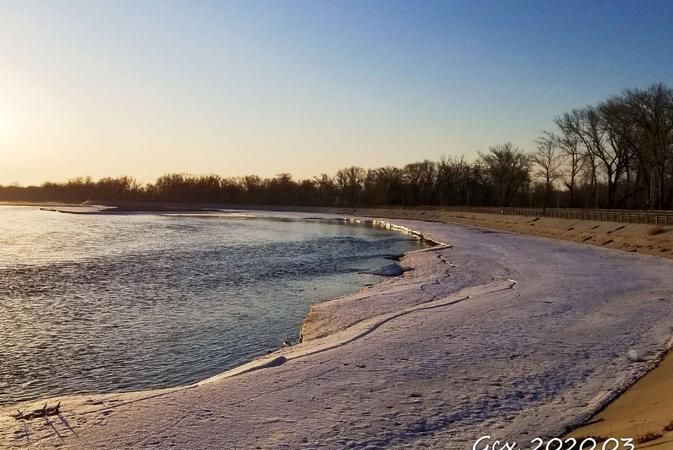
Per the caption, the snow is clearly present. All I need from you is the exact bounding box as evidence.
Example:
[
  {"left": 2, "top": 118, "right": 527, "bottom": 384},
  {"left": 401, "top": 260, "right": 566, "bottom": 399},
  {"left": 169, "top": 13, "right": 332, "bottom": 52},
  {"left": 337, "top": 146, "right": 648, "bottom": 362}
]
[{"left": 3, "top": 211, "right": 673, "bottom": 449}]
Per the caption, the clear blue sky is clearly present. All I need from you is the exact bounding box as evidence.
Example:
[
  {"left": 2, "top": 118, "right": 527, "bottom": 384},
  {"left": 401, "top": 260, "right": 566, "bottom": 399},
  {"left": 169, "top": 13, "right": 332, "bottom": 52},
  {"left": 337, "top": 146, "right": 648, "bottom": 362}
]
[{"left": 1, "top": 0, "right": 672, "bottom": 185}]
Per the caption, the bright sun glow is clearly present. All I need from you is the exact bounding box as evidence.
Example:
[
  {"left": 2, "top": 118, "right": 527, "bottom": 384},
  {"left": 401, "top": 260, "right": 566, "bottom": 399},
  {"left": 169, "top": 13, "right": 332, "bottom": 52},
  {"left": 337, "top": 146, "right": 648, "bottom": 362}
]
[
  {"left": 0, "top": 95, "right": 13, "bottom": 142},
  {"left": 0, "top": 83, "right": 26, "bottom": 145}
]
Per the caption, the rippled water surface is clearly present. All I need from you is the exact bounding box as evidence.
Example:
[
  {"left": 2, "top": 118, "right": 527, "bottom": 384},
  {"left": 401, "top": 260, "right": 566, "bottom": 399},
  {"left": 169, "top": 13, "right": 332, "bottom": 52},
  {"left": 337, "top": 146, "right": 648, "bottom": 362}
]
[{"left": 0, "top": 206, "right": 424, "bottom": 405}]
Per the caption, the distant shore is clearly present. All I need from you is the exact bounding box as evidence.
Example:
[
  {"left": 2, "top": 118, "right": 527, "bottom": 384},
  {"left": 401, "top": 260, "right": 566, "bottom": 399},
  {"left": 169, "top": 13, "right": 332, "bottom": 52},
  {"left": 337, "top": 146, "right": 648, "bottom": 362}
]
[{"left": 29, "top": 200, "right": 673, "bottom": 261}]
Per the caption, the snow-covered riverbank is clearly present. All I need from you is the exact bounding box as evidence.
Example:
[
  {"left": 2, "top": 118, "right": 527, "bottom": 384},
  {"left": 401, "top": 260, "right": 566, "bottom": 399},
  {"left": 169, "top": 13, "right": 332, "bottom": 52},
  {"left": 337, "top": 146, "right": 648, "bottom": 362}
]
[{"left": 3, "top": 212, "right": 673, "bottom": 449}]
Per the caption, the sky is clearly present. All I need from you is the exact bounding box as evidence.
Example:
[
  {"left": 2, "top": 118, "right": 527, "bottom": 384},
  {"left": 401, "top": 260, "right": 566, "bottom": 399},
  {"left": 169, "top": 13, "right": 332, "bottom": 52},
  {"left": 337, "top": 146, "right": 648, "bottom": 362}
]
[{"left": 1, "top": 0, "right": 673, "bottom": 185}]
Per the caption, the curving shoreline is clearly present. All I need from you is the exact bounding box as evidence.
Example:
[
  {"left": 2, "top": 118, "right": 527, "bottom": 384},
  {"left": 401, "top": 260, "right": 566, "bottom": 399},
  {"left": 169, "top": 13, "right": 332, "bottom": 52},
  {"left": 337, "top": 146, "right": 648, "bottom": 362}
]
[
  {"left": 0, "top": 213, "right": 449, "bottom": 445},
  {"left": 3, "top": 211, "right": 673, "bottom": 448}
]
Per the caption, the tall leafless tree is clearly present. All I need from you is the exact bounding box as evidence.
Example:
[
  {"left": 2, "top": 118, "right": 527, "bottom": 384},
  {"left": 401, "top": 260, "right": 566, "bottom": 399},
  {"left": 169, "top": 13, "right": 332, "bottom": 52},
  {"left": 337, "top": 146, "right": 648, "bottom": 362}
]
[
  {"left": 532, "top": 136, "right": 564, "bottom": 209},
  {"left": 478, "top": 143, "right": 531, "bottom": 207}
]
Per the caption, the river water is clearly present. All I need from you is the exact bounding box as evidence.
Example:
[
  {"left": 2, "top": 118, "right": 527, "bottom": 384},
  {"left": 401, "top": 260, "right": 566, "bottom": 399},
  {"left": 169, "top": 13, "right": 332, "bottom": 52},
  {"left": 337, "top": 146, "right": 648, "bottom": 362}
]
[{"left": 0, "top": 206, "right": 424, "bottom": 405}]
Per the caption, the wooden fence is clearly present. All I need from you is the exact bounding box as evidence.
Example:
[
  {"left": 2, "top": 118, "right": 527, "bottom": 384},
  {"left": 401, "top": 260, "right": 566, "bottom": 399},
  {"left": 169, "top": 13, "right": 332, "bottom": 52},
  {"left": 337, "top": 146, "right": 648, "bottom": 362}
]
[{"left": 430, "top": 206, "right": 673, "bottom": 225}]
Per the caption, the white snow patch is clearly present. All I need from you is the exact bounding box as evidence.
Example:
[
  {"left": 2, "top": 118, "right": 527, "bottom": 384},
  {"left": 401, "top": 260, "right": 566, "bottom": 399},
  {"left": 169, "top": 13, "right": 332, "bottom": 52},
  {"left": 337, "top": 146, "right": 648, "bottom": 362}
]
[{"left": 4, "top": 211, "right": 673, "bottom": 450}]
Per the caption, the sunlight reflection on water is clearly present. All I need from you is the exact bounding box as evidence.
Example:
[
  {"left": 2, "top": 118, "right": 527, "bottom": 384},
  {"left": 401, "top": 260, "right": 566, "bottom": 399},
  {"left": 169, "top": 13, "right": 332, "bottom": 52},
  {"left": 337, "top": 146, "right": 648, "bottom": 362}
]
[{"left": 0, "top": 206, "right": 423, "bottom": 405}]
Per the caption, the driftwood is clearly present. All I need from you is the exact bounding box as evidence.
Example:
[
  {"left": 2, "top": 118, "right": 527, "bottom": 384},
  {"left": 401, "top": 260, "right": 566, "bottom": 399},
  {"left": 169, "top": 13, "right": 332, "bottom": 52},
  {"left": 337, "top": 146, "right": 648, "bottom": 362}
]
[{"left": 13, "top": 402, "right": 60, "bottom": 421}]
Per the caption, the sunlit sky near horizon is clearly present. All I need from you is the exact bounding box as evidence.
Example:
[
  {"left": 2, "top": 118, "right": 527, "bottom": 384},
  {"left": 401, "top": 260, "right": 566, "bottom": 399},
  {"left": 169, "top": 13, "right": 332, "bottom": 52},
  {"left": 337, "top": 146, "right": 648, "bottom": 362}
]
[{"left": 2, "top": 0, "right": 673, "bottom": 186}]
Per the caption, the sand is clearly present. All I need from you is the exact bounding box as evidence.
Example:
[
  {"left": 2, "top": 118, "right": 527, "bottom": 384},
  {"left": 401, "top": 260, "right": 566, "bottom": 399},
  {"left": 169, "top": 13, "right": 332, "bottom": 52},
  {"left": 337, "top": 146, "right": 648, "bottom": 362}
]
[
  {"left": 566, "top": 353, "right": 673, "bottom": 448},
  {"left": 3, "top": 210, "right": 673, "bottom": 449}
]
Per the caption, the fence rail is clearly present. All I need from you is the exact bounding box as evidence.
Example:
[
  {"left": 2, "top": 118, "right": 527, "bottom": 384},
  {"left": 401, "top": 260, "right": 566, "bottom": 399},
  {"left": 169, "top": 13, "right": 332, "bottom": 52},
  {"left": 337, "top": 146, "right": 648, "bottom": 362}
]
[{"left": 427, "top": 206, "right": 673, "bottom": 225}]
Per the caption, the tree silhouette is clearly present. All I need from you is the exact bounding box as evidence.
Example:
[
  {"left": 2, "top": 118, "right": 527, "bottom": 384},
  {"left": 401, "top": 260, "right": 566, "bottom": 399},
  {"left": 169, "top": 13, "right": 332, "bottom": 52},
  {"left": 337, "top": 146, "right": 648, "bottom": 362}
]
[{"left": 2, "top": 83, "right": 672, "bottom": 210}]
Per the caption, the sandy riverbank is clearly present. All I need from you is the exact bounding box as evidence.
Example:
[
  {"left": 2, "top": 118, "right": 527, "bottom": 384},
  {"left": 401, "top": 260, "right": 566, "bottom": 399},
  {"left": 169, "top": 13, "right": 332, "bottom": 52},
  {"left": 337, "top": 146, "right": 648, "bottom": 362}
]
[
  {"left": 3, "top": 210, "right": 673, "bottom": 448},
  {"left": 269, "top": 206, "right": 673, "bottom": 261},
  {"left": 566, "top": 353, "right": 673, "bottom": 448}
]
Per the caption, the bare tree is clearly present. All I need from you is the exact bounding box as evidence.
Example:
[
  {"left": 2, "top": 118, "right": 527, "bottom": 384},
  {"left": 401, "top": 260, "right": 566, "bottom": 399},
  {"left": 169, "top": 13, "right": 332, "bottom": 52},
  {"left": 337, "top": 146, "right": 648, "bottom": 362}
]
[
  {"left": 437, "top": 156, "right": 471, "bottom": 205},
  {"left": 403, "top": 160, "right": 436, "bottom": 205},
  {"left": 478, "top": 143, "right": 531, "bottom": 207},
  {"left": 313, "top": 174, "right": 336, "bottom": 205},
  {"left": 621, "top": 84, "right": 673, "bottom": 208},
  {"left": 559, "top": 110, "right": 600, "bottom": 207},
  {"left": 532, "top": 136, "right": 563, "bottom": 209},
  {"left": 550, "top": 117, "right": 585, "bottom": 207},
  {"left": 335, "top": 166, "right": 366, "bottom": 206},
  {"left": 364, "top": 167, "right": 404, "bottom": 205},
  {"left": 4, "top": 83, "right": 672, "bottom": 210}
]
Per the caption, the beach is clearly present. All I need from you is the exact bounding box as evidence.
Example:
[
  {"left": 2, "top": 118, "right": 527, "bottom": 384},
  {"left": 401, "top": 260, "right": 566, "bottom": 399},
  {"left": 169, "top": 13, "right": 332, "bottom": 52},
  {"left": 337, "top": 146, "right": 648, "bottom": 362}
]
[
  {"left": 4, "top": 0, "right": 672, "bottom": 446},
  {"left": 2, "top": 211, "right": 673, "bottom": 448}
]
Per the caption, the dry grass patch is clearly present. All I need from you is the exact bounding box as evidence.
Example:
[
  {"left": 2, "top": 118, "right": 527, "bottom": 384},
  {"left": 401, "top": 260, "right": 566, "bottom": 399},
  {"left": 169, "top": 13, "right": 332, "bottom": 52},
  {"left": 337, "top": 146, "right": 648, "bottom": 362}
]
[
  {"left": 635, "top": 431, "right": 663, "bottom": 444},
  {"left": 664, "top": 420, "right": 673, "bottom": 433},
  {"left": 648, "top": 225, "right": 669, "bottom": 236}
]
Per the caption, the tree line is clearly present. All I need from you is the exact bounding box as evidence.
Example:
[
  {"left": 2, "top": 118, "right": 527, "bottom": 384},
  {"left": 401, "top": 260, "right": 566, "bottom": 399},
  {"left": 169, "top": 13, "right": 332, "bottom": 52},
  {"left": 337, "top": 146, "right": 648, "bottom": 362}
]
[{"left": 2, "top": 83, "right": 672, "bottom": 210}]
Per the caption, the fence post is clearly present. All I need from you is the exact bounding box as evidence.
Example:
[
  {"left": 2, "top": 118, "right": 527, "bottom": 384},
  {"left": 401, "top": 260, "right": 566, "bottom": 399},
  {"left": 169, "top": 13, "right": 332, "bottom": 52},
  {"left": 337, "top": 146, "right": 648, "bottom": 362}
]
[{"left": 446, "top": 206, "right": 672, "bottom": 225}]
